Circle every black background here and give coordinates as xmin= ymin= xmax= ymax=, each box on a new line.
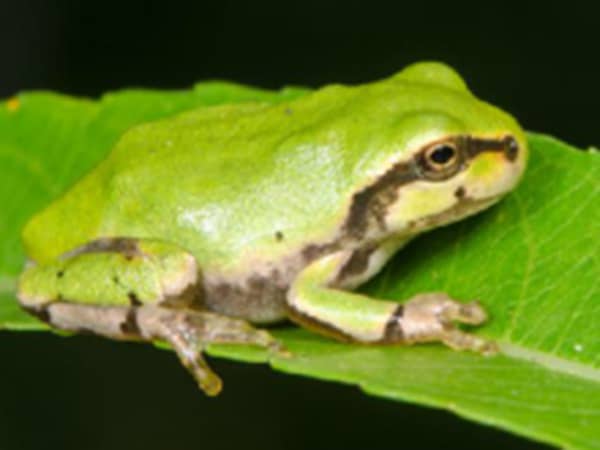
xmin=1 ymin=1 xmax=597 ymax=449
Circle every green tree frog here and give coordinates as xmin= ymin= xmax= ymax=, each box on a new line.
xmin=17 ymin=62 xmax=527 ymax=395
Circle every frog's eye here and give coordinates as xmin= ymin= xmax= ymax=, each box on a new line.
xmin=428 ymin=144 xmax=457 ymax=165
xmin=418 ymin=142 xmax=462 ymax=180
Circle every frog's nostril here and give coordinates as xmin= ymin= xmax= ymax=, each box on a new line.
xmin=504 ymin=136 xmax=519 ymax=162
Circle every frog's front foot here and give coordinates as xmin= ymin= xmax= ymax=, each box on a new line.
xmin=395 ymin=293 xmax=497 ymax=354
xmin=134 ymin=306 xmax=284 ymax=395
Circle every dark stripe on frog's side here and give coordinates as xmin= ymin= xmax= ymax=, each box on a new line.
xmin=342 ymin=159 xmax=419 ymax=240
xmin=341 ymin=134 xmax=518 ymax=240
xmin=61 ymin=237 xmax=142 ymax=260
xmin=301 ymin=242 xmax=340 ymax=263
xmin=334 ymin=244 xmax=378 ymax=284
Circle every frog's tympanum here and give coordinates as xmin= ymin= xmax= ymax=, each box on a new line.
xmin=18 ymin=62 xmax=528 ymax=395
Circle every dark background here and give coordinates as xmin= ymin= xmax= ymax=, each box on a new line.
xmin=1 ymin=1 xmax=597 ymax=449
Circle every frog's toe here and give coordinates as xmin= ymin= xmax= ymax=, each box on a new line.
xmin=249 ymin=328 xmax=277 ymax=347
xmin=182 ymin=353 xmax=223 ymax=396
xmin=449 ymin=300 xmax=488 ymax=325
xmin=196 ymin=313 xmax=283 ymax=350
xmin=405 ymin=293 xmax=488 ymax=325
xmin=224 ymin=325 xmax=290 ymax=358
xmin=441 ymin=327 xmax=498 ymax=355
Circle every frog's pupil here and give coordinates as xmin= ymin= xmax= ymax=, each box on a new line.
xmin=431 ymin=145 xmax=455 ymax=164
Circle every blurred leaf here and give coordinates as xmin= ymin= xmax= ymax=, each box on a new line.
xmin=0 ymin=85 xmax=598 ymax=450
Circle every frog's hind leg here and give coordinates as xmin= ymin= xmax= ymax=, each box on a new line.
xmin=18 ymin=237 xmax=281 ymax=396
xmin=40 ymin=303 xmax=278 ymax=395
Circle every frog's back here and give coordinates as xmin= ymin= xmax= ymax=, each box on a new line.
xmin=24 ymin=83 xmax=372 ymax=268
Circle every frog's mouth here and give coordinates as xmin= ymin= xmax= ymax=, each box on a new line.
xmin=411 ymin=194 xmax=502 ymax=232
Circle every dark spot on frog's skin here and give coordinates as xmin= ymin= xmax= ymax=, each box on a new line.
xmin=454 ymin=186 xmax=466 ymax=199
xmin=382 ymin=304 xmax=405 ymax=343
xmin=128 ymin=291 xmax=142 ymax=306
xmin=56 ymin=293 xmax=63 ymax=301
xmin=335 ymin=244 xmax=378 ymax=283
xmin=56 ymin=270 xmax=64 ymax=278
xmin=275 ymin=231 xmax=284 ymax=242
xmin=284 ymin=108 xmax=293 ymax=115
xmin=120 ymin=307 xmax=141 ymax=335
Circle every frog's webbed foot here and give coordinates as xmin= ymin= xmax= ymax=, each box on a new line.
xmin=397 ymin=293 xmax=497 ymax=354
xmin=135 ymin=307 xmax=283 ymax=395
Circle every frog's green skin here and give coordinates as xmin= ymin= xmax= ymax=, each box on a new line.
xmin=18 ymin=62 xmax=528 ymax=395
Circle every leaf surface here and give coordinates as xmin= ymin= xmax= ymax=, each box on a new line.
xmin=0 ymin=86 xmax=598 ymax=450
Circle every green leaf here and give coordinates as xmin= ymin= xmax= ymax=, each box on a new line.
xmin=0 ymin=85 xmax=598 ymax=450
